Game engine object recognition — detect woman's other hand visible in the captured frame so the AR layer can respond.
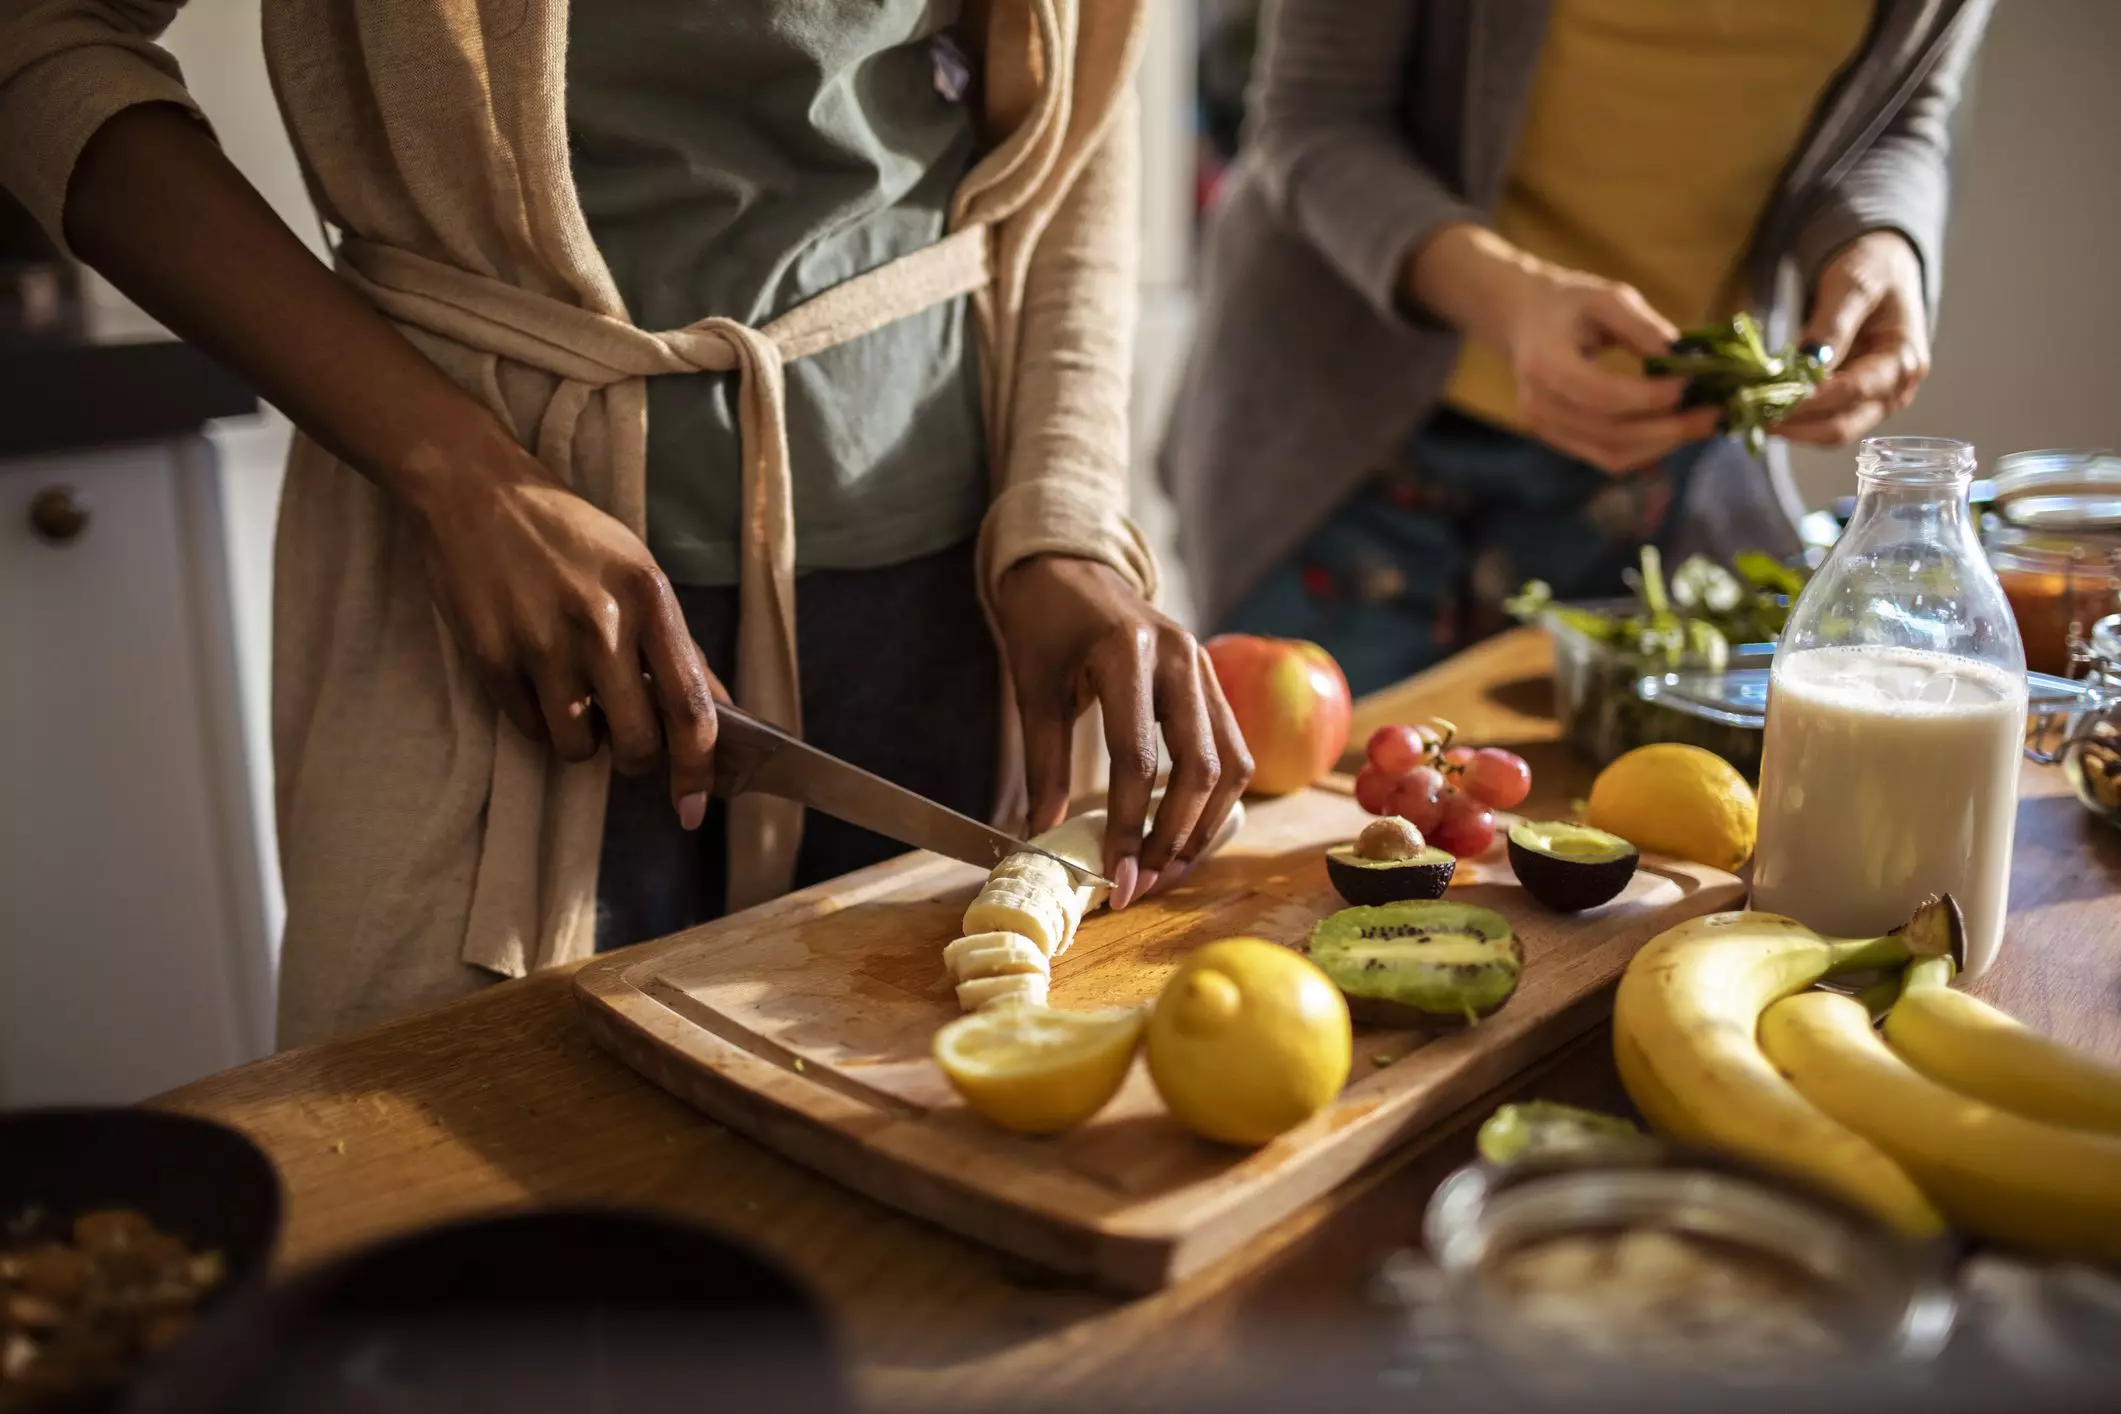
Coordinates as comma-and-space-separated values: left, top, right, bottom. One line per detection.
1777, 230, 1931, 445
1405, 223, 1721, 473
405, 431, 723, 829
993, 556, 1253, 910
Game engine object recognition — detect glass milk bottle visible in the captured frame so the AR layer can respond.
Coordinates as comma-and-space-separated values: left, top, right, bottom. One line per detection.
1751, 437, 2027, 977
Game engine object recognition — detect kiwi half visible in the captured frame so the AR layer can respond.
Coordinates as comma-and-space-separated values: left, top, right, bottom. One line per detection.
1506, 821, 1639, 912
1302, 902, 1521, 1026
1324, 842, 1457, 905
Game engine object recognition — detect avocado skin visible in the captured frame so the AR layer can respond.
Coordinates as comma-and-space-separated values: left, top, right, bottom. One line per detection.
1323, 845, 1456, 905
1506, 824, 1640, 912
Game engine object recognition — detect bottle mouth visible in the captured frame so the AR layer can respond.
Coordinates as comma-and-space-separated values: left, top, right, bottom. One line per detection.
1856, 436, 1976, 485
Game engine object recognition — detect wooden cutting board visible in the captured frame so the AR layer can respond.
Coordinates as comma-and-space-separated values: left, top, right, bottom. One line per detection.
574, 781, 1744, 1292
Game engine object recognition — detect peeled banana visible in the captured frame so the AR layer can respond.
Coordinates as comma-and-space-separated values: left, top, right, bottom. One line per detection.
956, 973, 1049, 1011
943, 799, 1245, 1012
1761, 989, 2121, 1260
943, 931, 1048, 982
1611, 901, 1963, 1236
1883, 956, 2121, 1135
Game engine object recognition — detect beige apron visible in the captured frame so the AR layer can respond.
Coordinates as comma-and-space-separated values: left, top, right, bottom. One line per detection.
338, 224, 994, 956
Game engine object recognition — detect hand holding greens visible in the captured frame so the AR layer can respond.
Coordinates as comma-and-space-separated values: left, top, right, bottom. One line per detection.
1645, 314, 1828, 455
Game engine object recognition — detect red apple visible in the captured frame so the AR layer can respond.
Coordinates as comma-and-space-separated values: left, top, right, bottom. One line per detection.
1204, 634, 1353, 797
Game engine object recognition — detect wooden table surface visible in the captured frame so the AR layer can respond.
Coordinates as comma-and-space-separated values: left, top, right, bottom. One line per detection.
154, 628, 2121, 1410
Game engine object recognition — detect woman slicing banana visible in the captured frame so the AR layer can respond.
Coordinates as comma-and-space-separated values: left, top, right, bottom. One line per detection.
0, 1, 1249, 1045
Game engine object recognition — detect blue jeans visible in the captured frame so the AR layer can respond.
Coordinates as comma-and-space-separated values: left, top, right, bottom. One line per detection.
1219, 409, 1707, 699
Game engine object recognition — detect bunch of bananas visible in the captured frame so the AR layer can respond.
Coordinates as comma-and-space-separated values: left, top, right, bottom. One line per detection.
1614, 898, 2121, 1259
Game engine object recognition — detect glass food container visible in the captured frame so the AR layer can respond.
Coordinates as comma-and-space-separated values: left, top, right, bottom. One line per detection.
1752, 437, 2027, 980
1984, 451, 2121, 677
2030, 612, 2121, 826
1545, 609, 1771, 779
1377, 1144, 1956, 1391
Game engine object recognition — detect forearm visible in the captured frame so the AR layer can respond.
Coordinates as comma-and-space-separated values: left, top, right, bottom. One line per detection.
63, 104, 527, 515
1401, 221, 1548, 351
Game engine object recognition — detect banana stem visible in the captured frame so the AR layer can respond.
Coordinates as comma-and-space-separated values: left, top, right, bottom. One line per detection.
1852, 975, 1905, 1021
1899, 954, 1956, 999
1822, 933, 1923, 975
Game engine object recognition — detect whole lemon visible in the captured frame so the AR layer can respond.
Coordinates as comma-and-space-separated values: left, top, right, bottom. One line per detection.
1587, 743, 1757, 871
1146, 938, 1352, 1146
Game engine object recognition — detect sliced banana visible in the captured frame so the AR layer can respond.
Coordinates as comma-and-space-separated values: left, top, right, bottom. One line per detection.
943, 931, 1049, 981
962, 884, 1072, 957
946, 799, 1249, 1010
956, 973, 1049, 1011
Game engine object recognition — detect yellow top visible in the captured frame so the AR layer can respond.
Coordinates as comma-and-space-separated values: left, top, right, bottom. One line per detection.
1445, 0, 1871, 434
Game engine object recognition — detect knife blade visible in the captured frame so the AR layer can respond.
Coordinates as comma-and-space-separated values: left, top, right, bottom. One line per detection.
707, 702, 1112, 888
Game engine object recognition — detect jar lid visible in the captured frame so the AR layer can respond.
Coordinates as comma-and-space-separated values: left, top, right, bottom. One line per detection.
1992, 450, 2121, 530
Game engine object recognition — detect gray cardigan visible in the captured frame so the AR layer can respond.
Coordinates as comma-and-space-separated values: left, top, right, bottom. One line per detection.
1161, 0, 1993, 627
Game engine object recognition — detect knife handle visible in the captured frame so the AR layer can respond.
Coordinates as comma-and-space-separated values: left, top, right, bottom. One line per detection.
707, 703, 786, 800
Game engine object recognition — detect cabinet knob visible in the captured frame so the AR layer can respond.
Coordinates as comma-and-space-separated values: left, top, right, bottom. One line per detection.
28, 485, 90, 544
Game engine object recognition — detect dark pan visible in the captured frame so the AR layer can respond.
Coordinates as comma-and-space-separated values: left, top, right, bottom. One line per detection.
1, 1107, 283, 1413
127, 1208, 849, 1414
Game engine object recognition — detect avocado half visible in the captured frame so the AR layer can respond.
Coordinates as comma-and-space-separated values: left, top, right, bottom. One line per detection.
1324, 841, 1457, 905
1302, 902, 1521, 1027
1506, 821, 1640, 912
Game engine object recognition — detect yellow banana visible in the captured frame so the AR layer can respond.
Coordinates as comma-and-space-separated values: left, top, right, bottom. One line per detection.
1612, 905, 1959, 1236
1884, 956, 2121, 1135
1761, 990, 2121, 1261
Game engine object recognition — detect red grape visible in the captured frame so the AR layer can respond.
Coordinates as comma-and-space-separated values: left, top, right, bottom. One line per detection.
1430, 792, 1497, 859
1441, 745, 1476, 770
1459, 748, 1533, 809
1365, 723, 1426, 775
1389, 766, 1450, 833
1354, 763, 1401, 815
1412, 723, 1448, 754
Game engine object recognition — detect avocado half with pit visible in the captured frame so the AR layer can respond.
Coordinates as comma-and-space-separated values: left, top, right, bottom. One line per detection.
1324, 841, 1457, 905
1302, 902, 1521, 1026
1507, 821, 1639, 912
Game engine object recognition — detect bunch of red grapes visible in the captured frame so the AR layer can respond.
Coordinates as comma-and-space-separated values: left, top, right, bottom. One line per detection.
1354, 720, 1533, 860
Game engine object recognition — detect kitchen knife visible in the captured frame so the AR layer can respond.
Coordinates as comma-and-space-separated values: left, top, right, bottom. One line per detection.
707, 701, 1112, 888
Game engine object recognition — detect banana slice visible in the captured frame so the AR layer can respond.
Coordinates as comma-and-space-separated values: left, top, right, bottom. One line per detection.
963, 884, 1072, 957
956, 973, 1049, 1011
943, 932, 1049, 981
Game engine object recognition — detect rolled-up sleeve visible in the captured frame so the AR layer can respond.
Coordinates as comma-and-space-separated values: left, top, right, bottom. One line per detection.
0, 1, 204, 248
979, 88, 1158, 608
1791, 0, 1995, 318
1245, 0, 1477, 320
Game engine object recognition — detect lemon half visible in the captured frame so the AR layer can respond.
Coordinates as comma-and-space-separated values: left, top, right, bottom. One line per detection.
1586, 743, 1758, 871
934, 1004, 1146, 1134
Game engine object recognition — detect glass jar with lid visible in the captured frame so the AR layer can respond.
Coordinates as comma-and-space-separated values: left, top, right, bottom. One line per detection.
1984, 450, 2121, 676
2036, 612, 2121, 825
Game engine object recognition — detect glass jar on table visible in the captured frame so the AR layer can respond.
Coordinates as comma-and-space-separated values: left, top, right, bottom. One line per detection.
1983, 450, 2121, 677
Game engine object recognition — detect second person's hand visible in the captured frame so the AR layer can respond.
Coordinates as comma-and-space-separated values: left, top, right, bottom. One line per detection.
994, 555, 1254, 910
1406, 223, 1721, 473
404, 427, 723, 829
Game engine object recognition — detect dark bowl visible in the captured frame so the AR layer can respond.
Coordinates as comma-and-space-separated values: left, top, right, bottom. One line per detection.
126, 1208, 849, 1414
0, 1107, 283, 1411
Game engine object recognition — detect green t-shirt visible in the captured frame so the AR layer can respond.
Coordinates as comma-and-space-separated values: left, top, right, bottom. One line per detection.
567, 0, 986, 586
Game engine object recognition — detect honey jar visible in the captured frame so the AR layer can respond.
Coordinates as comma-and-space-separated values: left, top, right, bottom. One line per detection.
1984, 451, 2121, 676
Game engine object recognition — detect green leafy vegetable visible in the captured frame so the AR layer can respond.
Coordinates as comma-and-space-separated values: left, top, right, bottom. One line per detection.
1645, 313, 1828, 454
1508, 547, 1810, 780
